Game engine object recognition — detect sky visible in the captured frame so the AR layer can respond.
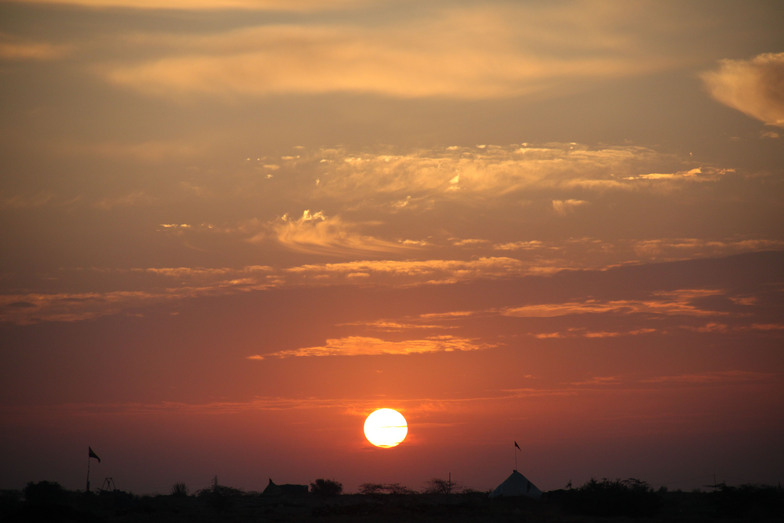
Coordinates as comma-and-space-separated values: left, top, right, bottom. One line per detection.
1, 0, 783, 495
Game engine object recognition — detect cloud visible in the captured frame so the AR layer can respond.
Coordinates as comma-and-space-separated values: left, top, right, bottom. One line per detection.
285, 257, 529, 285
0, 33, 71, 61
751, 323, 784, 331
307, 143, 682, 203
641, 370, 774, 385
504, 289, 727, 319
552, 199, 588, 215
338, 319, 454, 332
12, 0, 365, 11
571, 376, 621, 387
258, 210, 412, 256
701, 52, 784, 128
248, 335, 492, 359
623, 166, 731, 183
535, 328, 657, 339
94, 191, 154, 210
633, 238, 784, 261
98, 4, 684, 100
0, 265, 277, 324
54, 139, 204, 162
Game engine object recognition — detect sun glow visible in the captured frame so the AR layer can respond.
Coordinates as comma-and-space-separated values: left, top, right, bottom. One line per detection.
363, 408, 408, 448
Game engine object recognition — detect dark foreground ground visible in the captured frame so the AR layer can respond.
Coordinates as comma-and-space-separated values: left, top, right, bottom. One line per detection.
2, 481, 782, 522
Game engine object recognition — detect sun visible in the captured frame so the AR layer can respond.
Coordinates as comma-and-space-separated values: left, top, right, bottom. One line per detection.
364, 408, 408, 448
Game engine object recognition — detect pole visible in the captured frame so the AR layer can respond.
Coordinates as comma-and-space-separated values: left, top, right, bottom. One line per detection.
86, 454, 91, 493
514, 444, 518, 471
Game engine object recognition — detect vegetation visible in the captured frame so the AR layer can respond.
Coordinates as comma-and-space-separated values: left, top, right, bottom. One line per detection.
1, 478, 781, 522
550, 477, 661, 517
170, 482, 188, 497
423, 477, 457, 495
358, 482, 416, 495
310, 478, 343, 496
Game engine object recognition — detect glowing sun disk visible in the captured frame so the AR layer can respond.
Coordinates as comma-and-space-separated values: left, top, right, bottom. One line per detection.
364, 408, 408, 448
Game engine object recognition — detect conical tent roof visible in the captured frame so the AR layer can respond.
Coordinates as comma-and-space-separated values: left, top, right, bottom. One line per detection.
489, 470, 542, 499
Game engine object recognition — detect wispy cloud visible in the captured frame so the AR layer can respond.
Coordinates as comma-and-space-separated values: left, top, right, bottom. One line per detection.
552, 198, 588, 215
534, 328, 658, 339
285, 257, 528, 285
702, 52, 784, 128
12, 0, 366, 11
0, 266, 277, 324
504, 289, 726, 319
54, 139, 204, 162
257, 210, 412, 256
571, 376, 622, 387
642, 370, 774, 385
97, 4, 687, 101
248, 335, 492, 360
0, 33, 71, 61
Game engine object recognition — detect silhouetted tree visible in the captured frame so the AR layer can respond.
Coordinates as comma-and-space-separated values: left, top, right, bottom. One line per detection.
424, 477, 456, 495
310, 478, 343, 496
386, 483, 415, 495
170, 482, 188, 497
359, 483, 384, 495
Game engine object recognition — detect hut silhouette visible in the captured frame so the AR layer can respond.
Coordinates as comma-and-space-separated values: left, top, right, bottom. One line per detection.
263, 478, 308, 496
489, 470, 542, 499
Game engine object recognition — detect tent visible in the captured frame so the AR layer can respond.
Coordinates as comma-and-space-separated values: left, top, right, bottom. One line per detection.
489, 470, 542, 499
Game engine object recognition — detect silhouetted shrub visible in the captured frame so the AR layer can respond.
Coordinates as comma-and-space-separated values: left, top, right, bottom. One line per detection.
170, 482, 188, 497
358, 483, 384, 495
556, 478, 661, 517
196, 479, 244, 511
310, 478, 343, 496
0, 489, 22, 513
711, 483, 784, 518
359, 482, 416, 495
424, 478, 457, 495
23, 481, 68, 506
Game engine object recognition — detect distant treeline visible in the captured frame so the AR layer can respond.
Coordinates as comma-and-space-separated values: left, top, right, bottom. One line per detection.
2, 477, 782, 522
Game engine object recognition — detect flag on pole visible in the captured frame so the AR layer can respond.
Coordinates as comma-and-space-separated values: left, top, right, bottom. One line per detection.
514, 441, 520, 450
88, 447, 101, 463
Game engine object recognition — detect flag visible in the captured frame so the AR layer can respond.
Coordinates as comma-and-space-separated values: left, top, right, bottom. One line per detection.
514, 441, 520, 450
88, 447, 101, 463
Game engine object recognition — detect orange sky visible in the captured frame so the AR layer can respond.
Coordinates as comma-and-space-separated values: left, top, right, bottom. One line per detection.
1, 0, 783, 494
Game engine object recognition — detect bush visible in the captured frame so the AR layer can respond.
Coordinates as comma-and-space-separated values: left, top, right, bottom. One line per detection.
358, 482, 415, 495
711, 484, 784, 518
170, 483, 188, 497
23, 481, 68, 506
310, 478, 343, 496
558, 478, 661, 517
424, 478, 457, 495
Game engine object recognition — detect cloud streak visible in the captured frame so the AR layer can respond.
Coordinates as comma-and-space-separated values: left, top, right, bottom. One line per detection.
248, 335, 492, 360
11, 0, 366, 11
0, 37, 70, 61
98, 4, 685, 100
260, 210, 412, 256
504, 289, 727, 319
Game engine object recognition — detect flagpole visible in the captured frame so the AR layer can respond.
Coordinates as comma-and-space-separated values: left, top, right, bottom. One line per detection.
86, 453, 91, 493
514, 443, 518, 471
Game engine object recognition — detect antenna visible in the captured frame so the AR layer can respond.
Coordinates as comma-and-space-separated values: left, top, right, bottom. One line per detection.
100, 477, 116, 491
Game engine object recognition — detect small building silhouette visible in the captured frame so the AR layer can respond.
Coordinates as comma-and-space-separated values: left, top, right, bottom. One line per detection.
489, 470, 542, 499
